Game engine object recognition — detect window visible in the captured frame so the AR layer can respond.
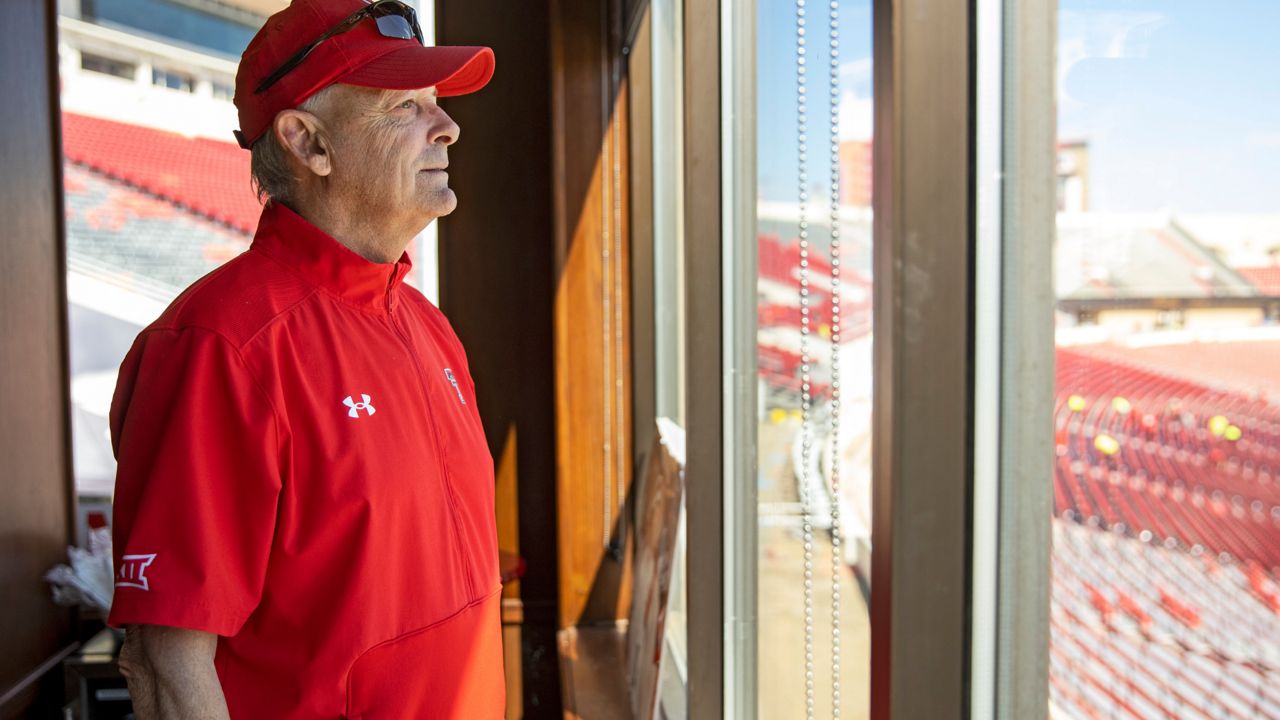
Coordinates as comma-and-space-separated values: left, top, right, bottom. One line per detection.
647, 0, 688, 714
88, 0, 259, 58
59, 0, 264, 537
80, 52, 136, 80
1048, 3, 1280, 717
753, 0, 873, 716
151, 67, 194, 92
211, 81, 234, 101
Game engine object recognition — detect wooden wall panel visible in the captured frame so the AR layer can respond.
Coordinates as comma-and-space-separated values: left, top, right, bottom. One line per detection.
550, 0, 634, 630
0, 0, 78, 717
440, 0, 637, 709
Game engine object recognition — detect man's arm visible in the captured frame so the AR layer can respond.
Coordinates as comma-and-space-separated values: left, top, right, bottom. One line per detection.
118, 625, 231, 720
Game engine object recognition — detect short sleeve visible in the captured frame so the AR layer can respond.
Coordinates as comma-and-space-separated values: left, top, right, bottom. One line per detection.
106, 327, 283, 636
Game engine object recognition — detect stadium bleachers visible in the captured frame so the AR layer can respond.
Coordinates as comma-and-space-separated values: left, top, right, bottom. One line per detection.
756, 235, 871, 399
1051, 347, 1280, 718
756, 233, 1280, 717
1056, 348, 1280, 571
61, 112, 259, 235
1052, 521, 1280, 718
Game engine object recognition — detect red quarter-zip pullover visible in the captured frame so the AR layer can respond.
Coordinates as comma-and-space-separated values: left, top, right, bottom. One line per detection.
108, 202, 504, 718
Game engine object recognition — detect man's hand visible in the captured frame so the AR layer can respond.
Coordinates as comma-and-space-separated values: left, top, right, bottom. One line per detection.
118, 625, 231, 720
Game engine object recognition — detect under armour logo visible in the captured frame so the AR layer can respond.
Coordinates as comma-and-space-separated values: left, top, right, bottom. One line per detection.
344, 394, 377, 418
116, 553, 157, 591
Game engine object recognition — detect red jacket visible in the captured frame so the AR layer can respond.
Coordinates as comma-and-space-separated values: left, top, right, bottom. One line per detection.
108, 202, 505, 718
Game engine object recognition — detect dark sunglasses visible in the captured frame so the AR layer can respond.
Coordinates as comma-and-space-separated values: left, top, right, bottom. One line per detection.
254, 0, 424, 95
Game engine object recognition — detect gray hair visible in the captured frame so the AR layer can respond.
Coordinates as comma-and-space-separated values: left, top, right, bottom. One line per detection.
249, 87, 335, 204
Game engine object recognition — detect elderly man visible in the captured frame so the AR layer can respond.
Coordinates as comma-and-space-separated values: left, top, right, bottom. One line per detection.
106, 1, 502, 717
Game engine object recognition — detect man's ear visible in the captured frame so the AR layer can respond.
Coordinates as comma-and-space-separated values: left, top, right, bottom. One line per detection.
274, 110, 332, 177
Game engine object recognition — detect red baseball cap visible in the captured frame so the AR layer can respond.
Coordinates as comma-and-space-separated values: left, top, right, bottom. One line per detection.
233, 0, 494, 149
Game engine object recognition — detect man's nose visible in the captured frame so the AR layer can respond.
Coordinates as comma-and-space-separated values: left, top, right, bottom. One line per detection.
429, 106, 460, 146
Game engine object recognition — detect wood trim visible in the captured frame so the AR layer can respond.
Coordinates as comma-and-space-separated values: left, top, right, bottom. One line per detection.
0, 643, 79, 713
0, 0, 77, 716
435, 0, 561, 711
551, 0, 635, 629
870, 0, 974, 717
682, 0, 724, 714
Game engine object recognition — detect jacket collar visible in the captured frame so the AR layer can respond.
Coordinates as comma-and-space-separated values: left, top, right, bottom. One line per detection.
250, 202, 413, 313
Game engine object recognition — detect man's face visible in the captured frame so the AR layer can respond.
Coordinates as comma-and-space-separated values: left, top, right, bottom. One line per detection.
322, 84, 461, 230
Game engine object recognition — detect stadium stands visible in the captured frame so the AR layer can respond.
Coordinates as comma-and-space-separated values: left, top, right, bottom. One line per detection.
61, 112, 259, 235
1052, 346, 1280, 718
757, 234, 871, 401
758, 214, 1280, 717
1055, 348, 1280, 571
1052, 521, 1280, 719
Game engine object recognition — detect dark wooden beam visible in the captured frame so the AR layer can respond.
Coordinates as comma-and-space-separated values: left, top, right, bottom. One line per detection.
0, 0, 77, 717
435, 0, 561, 713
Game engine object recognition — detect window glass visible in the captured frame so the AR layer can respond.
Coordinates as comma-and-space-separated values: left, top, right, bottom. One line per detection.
756, 0, 872, 716
59, 1, 265, 540
152, 67, 194, 92
81, 52, 135, 80
90, 0, 257, 58
1050, 3, 1280, 716
650, 0, 688, 713
61, 0, 451, 545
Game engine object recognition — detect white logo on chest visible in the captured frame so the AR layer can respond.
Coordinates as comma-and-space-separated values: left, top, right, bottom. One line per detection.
343, 394, 377, 418
443, 368, 467, 405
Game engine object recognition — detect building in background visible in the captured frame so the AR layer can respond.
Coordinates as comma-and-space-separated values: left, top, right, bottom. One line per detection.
1057, 140, 1090, 213
57, 0, 255, 139
838, 139, 872, 208
56, 0, 267, 518
54, 0, 450, 514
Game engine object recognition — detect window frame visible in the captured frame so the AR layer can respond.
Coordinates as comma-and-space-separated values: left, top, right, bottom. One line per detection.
678, 0, 1057, 716
681, 0, 726, 714
984, 0, 1056, 716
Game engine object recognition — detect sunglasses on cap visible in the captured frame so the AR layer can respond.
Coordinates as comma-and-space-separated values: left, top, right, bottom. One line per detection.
254, 0, 425, 95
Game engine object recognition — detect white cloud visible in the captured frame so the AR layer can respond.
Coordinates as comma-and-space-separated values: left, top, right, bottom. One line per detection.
838, 58, 873, 142
1057, 11, 1168, 106
839, 89, 873, 142
840, 58, 872, 90
1249, 133, 1280, 149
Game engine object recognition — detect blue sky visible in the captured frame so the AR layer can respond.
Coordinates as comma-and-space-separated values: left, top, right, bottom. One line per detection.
757, 0, 1280, 214
757, 0, 871, 206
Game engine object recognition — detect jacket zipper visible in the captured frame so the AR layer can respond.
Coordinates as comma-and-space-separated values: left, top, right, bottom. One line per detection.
385, 290, 477, 601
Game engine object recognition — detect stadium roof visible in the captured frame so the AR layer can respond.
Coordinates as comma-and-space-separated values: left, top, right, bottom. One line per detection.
1236, 266, 1280, 297
1056, 214, 1257, 301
